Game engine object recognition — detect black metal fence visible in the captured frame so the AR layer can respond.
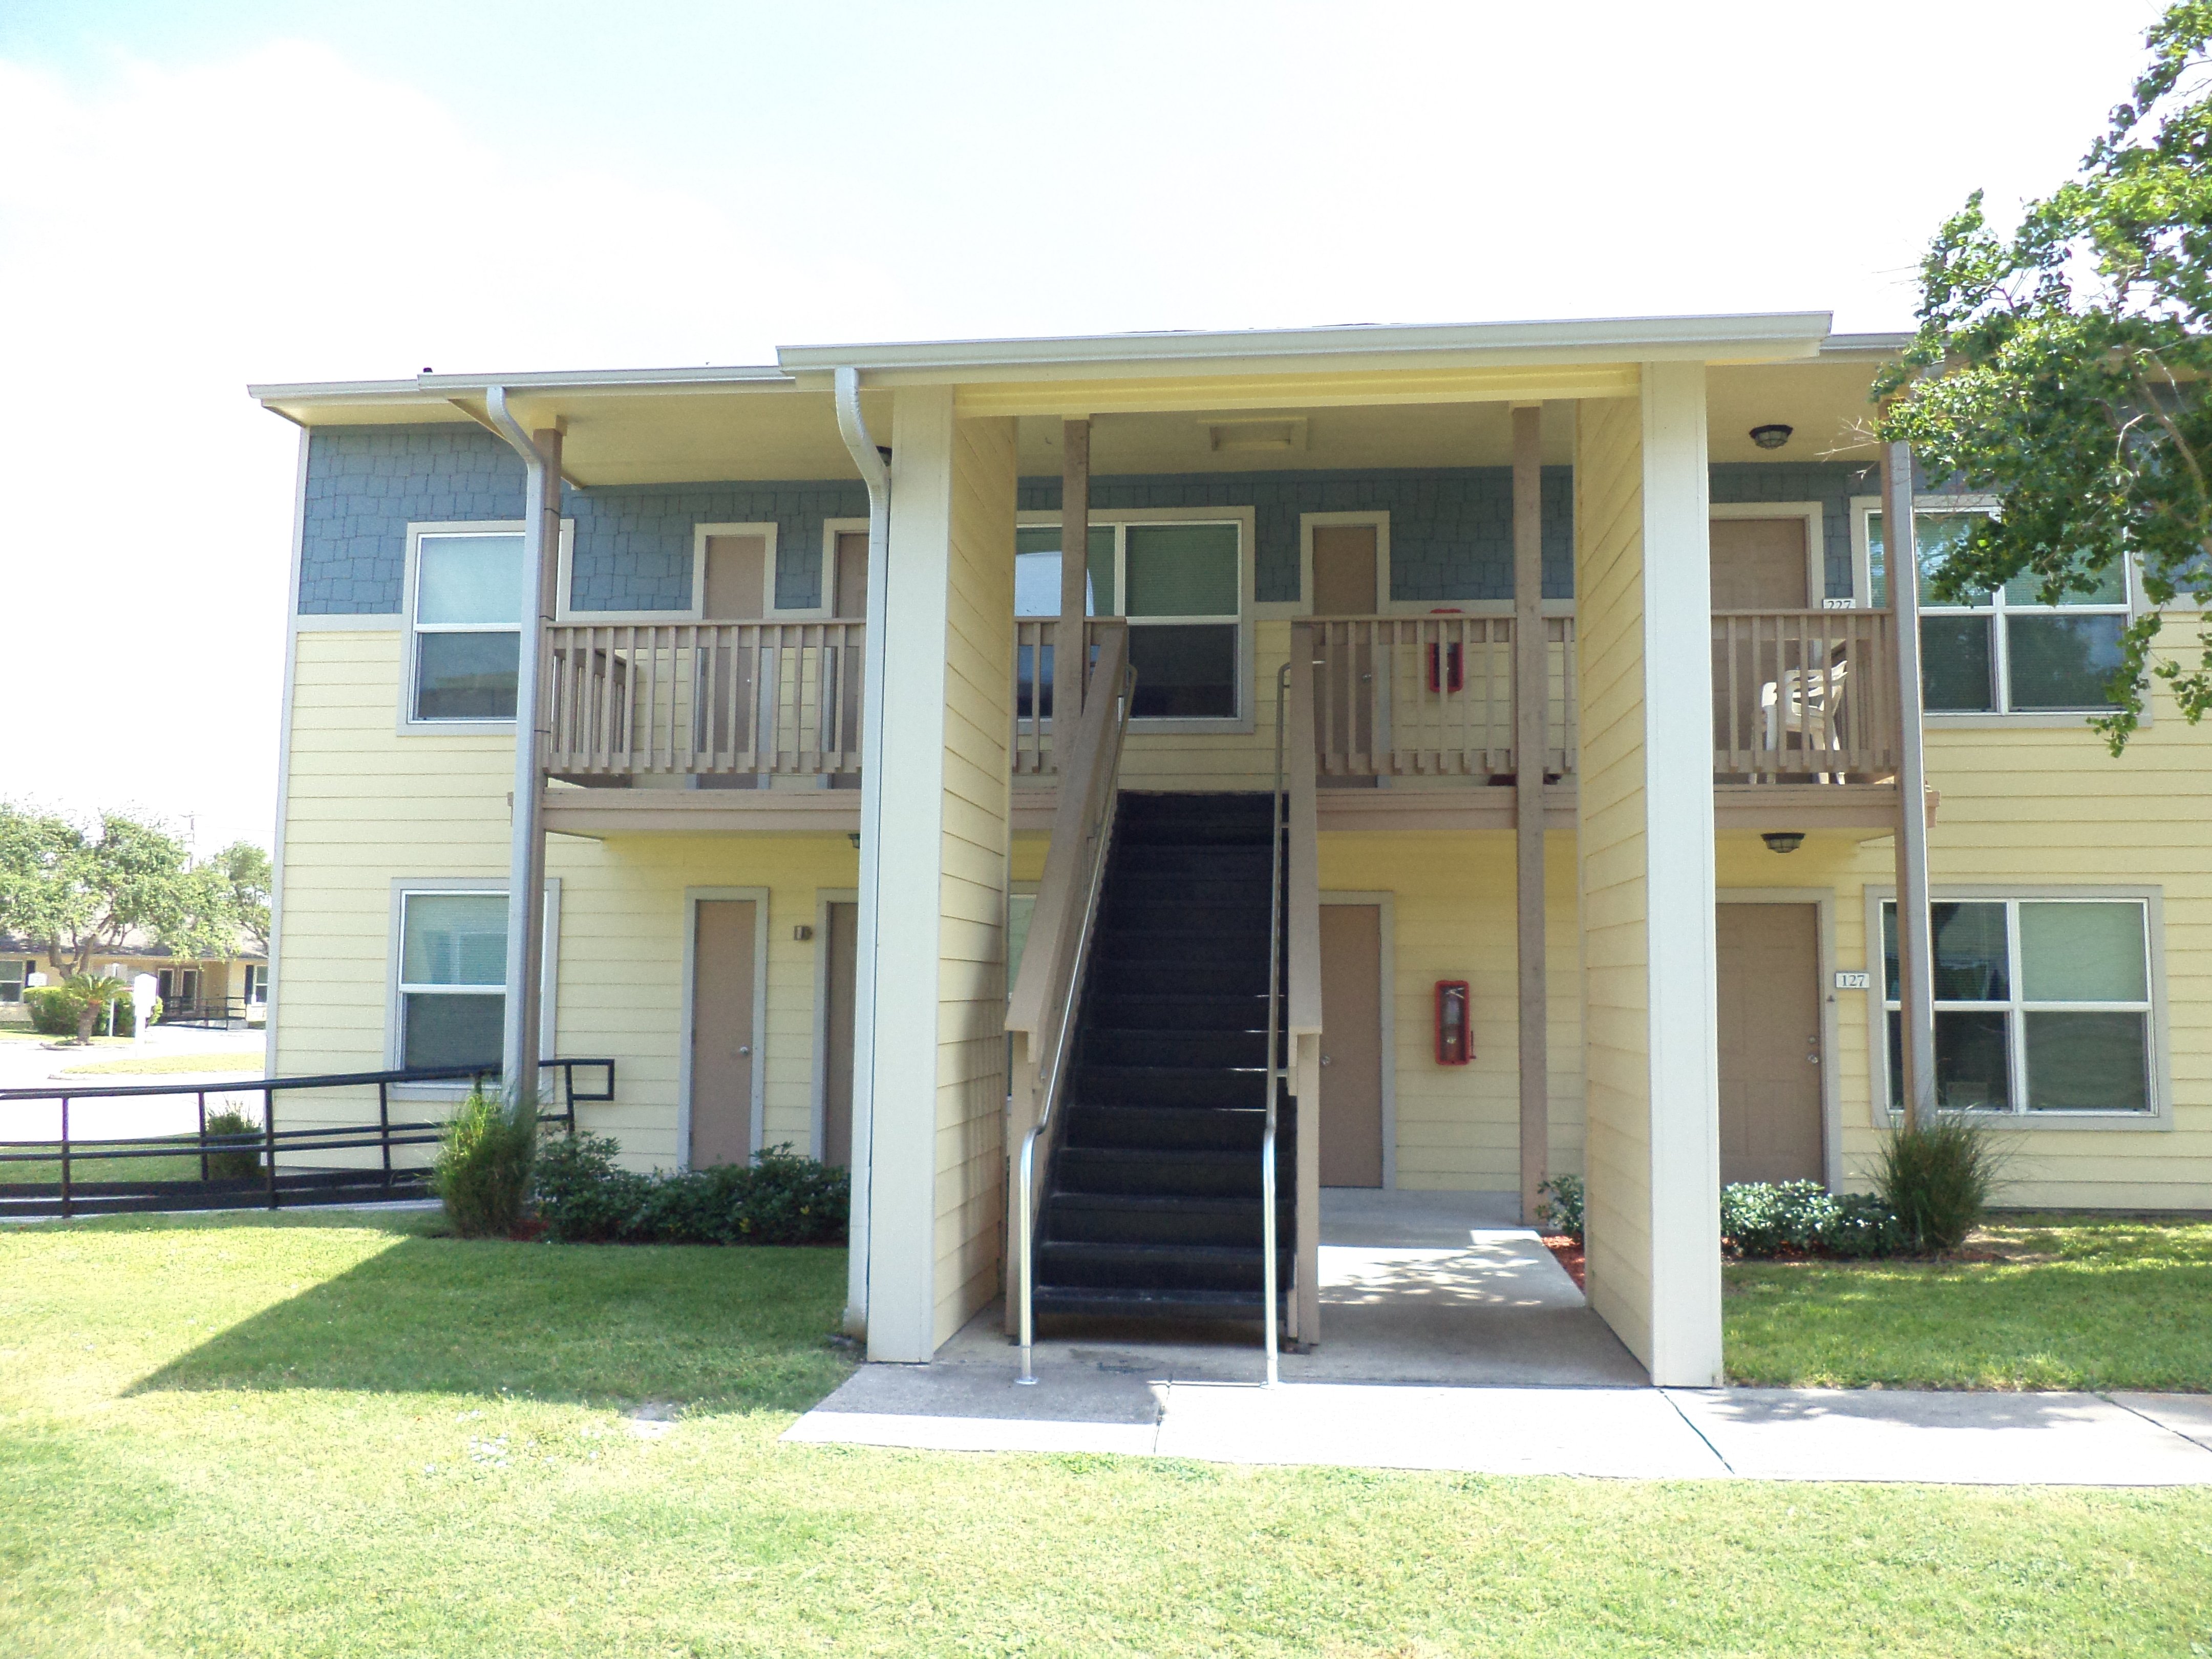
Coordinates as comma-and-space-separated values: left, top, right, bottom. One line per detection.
154, 996, 259, 1030
0, 1059, 615, 1220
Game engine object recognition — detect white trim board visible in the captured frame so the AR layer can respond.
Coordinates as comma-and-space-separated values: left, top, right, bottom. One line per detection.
679, 886, 773, 1168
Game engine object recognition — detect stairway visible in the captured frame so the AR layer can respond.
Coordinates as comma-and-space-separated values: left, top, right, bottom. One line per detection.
1031, 791, 1294, 1327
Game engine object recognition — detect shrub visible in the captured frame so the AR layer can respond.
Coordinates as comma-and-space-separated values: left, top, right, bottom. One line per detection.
1535, 1174, 1584, 1240
1720, 1181, 1911, 1260
1876, 1116, 2007, 1253
59, 974, 127, 1042
25, 985, 162, 1035
433, 1084, 540, 1239
24, 987, 76, 1036
534, 1132, 848, 1246
202, 1106, 262, 1181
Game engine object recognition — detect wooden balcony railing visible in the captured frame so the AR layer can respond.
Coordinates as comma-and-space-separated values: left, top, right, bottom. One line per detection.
1306, 614, 1578, 780
1712, 610, 1899, 783
545, 622, 865, 778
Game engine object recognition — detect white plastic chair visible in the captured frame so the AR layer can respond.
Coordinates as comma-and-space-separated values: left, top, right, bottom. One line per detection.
1760, 656, 1849, 781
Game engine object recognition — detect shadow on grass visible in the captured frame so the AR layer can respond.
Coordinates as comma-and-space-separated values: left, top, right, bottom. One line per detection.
128, 1233, 856, 1414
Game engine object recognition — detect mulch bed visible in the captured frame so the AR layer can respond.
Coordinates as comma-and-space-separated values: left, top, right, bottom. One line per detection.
1540, 1234, 1585, 1290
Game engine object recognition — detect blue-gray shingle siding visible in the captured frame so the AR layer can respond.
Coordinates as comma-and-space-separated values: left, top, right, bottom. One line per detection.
295, 423, 1869, 613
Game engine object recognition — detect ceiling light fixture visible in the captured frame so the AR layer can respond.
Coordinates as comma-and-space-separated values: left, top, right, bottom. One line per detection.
1761, 831, 1806, 854
1750, 423, 1794, 451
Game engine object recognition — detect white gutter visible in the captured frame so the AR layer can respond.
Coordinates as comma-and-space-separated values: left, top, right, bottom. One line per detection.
833, 365, 891, 1339
485, 387, 560, 1099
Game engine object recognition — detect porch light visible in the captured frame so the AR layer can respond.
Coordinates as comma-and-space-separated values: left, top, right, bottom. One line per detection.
1750, 423, 1793, 450
1762, 831, 1806, 854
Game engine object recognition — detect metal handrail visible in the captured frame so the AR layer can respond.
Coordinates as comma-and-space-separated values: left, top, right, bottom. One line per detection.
1262, 662, 1291, 1386
1015, 662, 1135, 1384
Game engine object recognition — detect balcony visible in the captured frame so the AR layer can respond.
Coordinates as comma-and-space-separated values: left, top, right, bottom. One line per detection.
538, 608, 1910, 835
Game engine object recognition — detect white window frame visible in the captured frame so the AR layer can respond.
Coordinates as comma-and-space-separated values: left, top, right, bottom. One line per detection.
1014, 505, 1256, 733
1851, 496, 2139, 722
1710, 501, 1839, 606
386, 878, 560, 1091
1864, 885, 2168, 1128
811, 886, 859, 1162
403, 520, 573, 733
821, 518, 871, 620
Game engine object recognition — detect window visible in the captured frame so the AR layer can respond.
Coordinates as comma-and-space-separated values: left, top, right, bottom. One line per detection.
1014, 517, 1245, 720
1866, 507, 2129, 713
1881, 898, 2154, 1114
410, 531, 525, 721
398, 892, 508, 1069
244, 965, 268, 1006
0, 960, 27, 1004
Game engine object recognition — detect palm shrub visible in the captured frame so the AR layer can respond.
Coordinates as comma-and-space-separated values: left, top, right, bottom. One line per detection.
61, 973, 127, 1043
1874, 1115, 2007, 1253
202, 1105, 262, 1181
433, 1083, 540, 1238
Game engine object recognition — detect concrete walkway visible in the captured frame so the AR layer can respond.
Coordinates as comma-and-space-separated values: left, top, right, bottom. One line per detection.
788, 1189, 2212, 1485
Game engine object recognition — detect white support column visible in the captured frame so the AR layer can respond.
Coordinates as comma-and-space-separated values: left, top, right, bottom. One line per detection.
1883, 440, 1938, 1129
1512, 403, 1549, 1225
853, 386, 1019, 1363
860, 384, 957, 1364
1637, 362, 1724, 1388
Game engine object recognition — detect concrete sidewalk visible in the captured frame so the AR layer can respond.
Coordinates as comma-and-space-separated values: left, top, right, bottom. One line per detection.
785, 1370, 2212, 1485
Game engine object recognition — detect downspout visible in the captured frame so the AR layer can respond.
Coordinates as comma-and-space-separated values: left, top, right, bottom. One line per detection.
834, 366, 891, 1338
485, 387, 562, 1100
1884, 439, 1938, 1129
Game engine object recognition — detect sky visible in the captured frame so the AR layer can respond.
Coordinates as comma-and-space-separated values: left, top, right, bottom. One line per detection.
0, 0, 2169, 855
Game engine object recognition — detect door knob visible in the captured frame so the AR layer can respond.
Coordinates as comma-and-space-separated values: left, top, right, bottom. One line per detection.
738, 1045, 753, 1056
1320, 1053, 1332, 1067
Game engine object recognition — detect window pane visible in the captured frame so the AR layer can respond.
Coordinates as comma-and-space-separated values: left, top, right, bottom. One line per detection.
2006, 614, 2124, 710
2025, 1011, 2148, 1111
2002, 563, 2127, 607
2019, 901, 2147, 1002
1868, 512, 1994, 608
1891, 1008, 2012, 1110
1125, 525, 1238, 617
1128, 624, 1237, 718
402, 894, 509, 986
1921, 615, 1995, 711
1013, 528, 1115, 616
417, 535, 524, 624
403, 991, 504, 1070
1887, 900, 2009, 1001
416, 630, 520, 719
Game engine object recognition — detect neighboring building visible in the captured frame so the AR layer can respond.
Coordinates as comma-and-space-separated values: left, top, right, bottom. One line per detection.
250, 313, 2208, 1384
0, 934, 269, 1027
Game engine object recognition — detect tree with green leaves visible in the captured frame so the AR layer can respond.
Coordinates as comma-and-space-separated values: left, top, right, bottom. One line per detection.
0, 804, 247, 976
207, 841, 272, 955
1877, 2, 2212, 749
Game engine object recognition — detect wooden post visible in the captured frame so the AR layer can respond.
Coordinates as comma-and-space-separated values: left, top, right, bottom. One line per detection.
1513, 404, 1549, 1224
1884, 440, 1938, 1129
1058, 418, 1091, 722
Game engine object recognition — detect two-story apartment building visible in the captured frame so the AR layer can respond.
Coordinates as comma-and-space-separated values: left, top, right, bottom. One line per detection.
251, 312, 2208, 1386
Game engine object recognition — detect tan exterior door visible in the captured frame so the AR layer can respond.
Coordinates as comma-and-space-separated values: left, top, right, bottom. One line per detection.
1311, 524, 1378, 614
689, 899, 758, 1168
1716, 903, 1823, 1185
1318, 904, 1385, 1187
703, 534, 768, 620
821, 901, 858, 1168
834, 530, 869, 618
1709, 518, 1810, 609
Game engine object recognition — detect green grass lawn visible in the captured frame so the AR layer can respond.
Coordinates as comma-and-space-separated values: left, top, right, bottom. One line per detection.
3, 1215, 2209, 1656
0, 1151, 238, 1187
1725, 1214, 2212, 1391
55, 1051, 265, 1076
